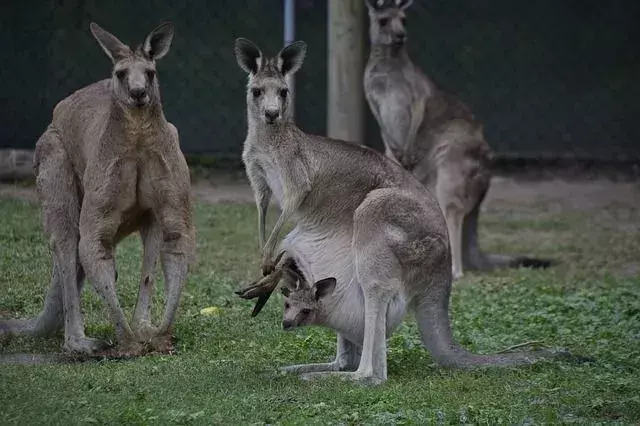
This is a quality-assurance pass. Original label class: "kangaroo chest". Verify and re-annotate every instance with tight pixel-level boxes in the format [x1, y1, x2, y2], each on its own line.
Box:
[85, 145, 176, 230]
[367, 72, 426, 162]
[262, 161, 285, 207]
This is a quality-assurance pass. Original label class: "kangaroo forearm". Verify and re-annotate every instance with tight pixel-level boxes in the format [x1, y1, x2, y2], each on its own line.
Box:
[257, 201, 268, 250]
[263, 211, 287, 259]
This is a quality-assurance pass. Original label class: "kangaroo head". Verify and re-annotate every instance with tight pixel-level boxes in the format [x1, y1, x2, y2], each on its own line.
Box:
[279, 267, 336, 330]
[89, 22, 174, 110]
[365, 0, 414, 46]
[234, 38, 307, 125]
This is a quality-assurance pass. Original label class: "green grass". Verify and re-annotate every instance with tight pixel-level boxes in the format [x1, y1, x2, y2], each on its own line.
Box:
[0, 195, 639, 425]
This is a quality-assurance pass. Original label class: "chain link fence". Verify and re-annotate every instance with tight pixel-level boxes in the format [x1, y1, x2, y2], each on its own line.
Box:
[0, 0, 637, 163]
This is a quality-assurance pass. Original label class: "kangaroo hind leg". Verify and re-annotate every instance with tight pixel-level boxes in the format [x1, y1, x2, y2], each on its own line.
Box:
[34, 128, 105, 354]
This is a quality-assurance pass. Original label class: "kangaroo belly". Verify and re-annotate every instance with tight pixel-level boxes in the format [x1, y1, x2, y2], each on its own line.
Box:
[280, 225, 354, 285]
[280, 224, 409, 345]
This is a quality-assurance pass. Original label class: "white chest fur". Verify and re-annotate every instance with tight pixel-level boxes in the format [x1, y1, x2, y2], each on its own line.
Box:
[263, 164, 285, 207]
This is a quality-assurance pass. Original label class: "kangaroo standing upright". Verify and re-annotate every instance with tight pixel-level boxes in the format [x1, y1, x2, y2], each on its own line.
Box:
[363, 0, 551, 279]
[235, 38, 574, 385]
[0, 22, 195, 355]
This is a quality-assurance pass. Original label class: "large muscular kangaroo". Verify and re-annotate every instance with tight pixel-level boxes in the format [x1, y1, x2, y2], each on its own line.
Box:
[363, 0, 551, 279]
[0, 22, 195, 355]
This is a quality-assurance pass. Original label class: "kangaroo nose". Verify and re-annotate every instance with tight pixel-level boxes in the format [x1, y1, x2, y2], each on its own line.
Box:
[282, 320, 294, 330]
[394, 32, 406, 43]
[130, 88, 147, 100]
[265, 109, 279, 123]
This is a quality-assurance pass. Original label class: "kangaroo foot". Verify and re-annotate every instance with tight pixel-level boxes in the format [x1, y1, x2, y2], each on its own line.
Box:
[63, 336, 109, 355]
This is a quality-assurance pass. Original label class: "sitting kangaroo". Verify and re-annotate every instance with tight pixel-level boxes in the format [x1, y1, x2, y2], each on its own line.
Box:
[363, 0, 551, 279]
[0, 22, 195, 355]
[235, 38, 574, 384]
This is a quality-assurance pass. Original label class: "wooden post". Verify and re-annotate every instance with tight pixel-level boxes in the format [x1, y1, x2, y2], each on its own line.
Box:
[327, 0, 365, 144]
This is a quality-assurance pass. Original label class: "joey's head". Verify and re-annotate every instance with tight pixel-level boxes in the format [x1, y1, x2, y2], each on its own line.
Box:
[234, 38, 307, 125]
[365, 0, 414, 46]
[90, 22, 174, 110]
[280, 269, 337, 330]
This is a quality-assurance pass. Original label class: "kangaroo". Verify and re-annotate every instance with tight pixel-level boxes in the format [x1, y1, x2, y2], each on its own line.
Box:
[0, 22, 195, 355]
[235, 38, 576, 384]
[363, 0, 551, 279]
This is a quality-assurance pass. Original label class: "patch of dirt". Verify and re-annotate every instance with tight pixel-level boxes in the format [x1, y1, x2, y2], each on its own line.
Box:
[0, 183, 38, 202]
[2, 174, 638, 213]
[485, 177, 640, 212]
[0, 335, 175, 365]
[192, 177, 257, 204]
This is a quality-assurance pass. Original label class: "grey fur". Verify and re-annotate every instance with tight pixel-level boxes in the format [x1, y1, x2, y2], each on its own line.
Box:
[0, 22, 195, 355]
[363, 0, 551, 279]
[235, 38, 571, 385]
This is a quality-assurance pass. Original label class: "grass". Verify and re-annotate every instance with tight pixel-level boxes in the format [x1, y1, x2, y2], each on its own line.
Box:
[0, 191, 639, 425]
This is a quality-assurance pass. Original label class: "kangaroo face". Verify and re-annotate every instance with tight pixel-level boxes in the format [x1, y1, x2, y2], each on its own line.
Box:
[235, 38, 307, 126]
[248, 71, 290, 125]
[280, 276, 337, 330]
[365, 0, 414, 46]
[90, 22, 174, 110]
[111, 55, 158, 109]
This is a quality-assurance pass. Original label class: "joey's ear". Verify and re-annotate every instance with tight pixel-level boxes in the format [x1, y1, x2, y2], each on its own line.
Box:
[396, 0, 414, 10]
[281, 287, 291, 297]
[143, 22, 174, 60]
[314, 277, 337, 300]
[235, 38, 262, 74]
[277, 40, 306, 76]
[90, 22, 130, 62]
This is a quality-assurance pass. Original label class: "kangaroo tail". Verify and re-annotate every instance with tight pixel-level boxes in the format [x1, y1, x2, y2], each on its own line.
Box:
[413, 273, 585, 368]
[0, 263, 64, 338]
[481, 253, 555, 269]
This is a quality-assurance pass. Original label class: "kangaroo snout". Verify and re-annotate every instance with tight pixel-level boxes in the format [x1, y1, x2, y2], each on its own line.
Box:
[130, 87, 148, 106]
[393, 32, 406, 44]
[282, 319, 295, 330]
[264, 109, 280, 123]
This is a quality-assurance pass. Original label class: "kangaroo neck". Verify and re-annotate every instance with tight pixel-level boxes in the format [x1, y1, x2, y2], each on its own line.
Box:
[247, 118, 297, 145]
[369, 42, 411, 63]
[112, 100, 164, 129]
[110, 100, 167, 144]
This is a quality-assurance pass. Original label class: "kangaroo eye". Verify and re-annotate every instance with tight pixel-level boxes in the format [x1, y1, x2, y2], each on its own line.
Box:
[279, 88, 288, 99]
[252, 88, 262, 98]
[284, 302, 290, 310]
[115, 70, 127, 80]
[146, 70, 156, 81]
[401, 17, 406, 25]
[379, 18, 389, 26]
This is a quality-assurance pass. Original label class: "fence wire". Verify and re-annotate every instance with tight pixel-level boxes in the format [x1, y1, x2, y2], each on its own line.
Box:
[0, 0, 637, 162]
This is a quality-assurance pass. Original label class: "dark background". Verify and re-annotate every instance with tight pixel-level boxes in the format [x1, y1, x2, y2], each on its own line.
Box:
[0, 0, 637, 161]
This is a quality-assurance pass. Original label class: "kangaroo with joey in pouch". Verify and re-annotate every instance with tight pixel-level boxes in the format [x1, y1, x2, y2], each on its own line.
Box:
[235, 37, 578, 385]
[0, 22, 195, 356]
[363, 0, 552, 279]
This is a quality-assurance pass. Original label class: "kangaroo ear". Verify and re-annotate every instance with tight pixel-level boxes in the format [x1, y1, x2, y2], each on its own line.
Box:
[90, 22, 130, 63]
[235, 38, 263, 75]
[365, 0, 389, 10]
[277, 41, 307, 77]
[143, 22, 174, 60]
[396, 0, 414, 10]
[314, 277, 337, 300]
[281, 287, 291, 297]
